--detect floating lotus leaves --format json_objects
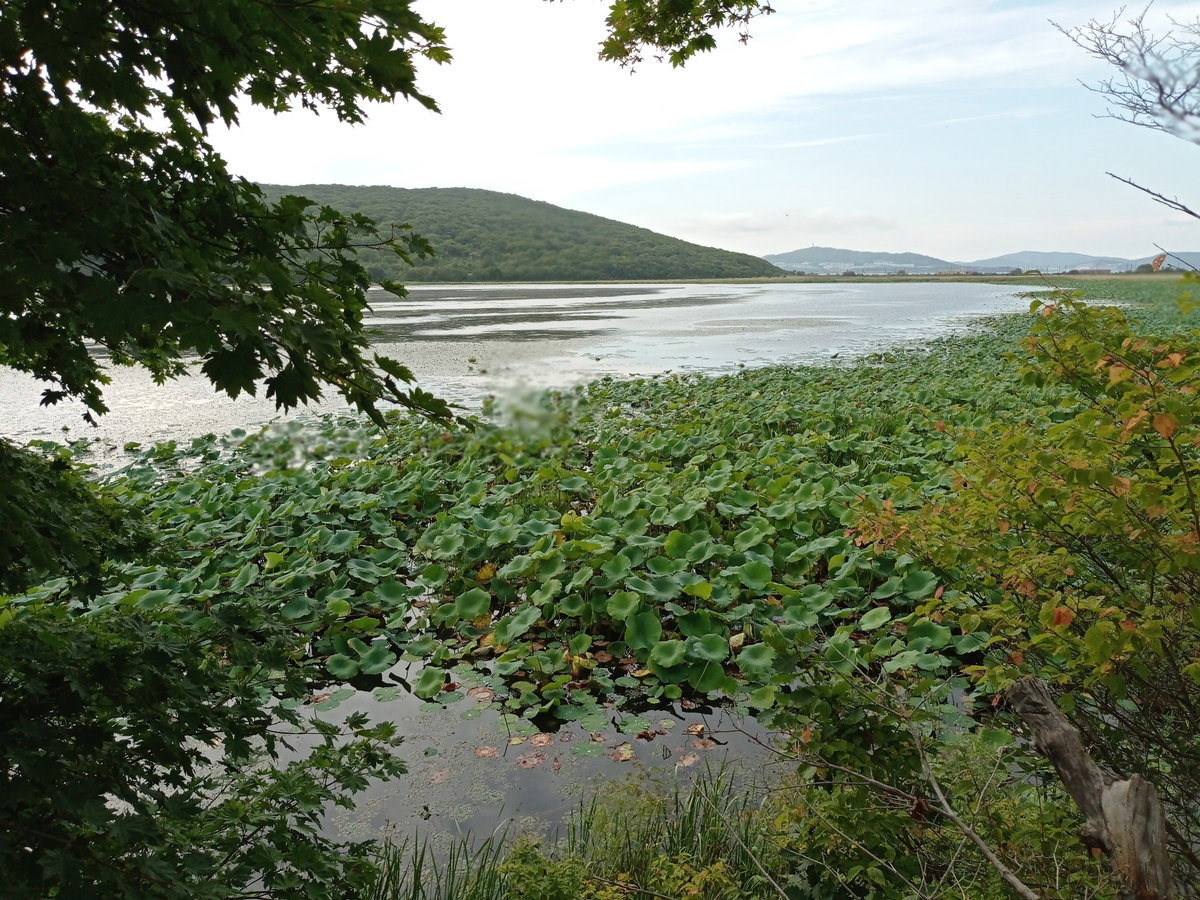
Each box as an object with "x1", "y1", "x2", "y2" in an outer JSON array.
[
  {"x1": 859, "y1": 606, "x2": 893, "y2": 631},
  {"x1": 412, "y1": 666, "x2": 446, "y2": 699},
  {"x1": 736, "y1": 560, "x2": 773, "y2": 591},
  {"x1": 618, "y1": 716, "x2": 653, "y2": 734},
  {"x1": 649, "y1": 639, "x2": 687, "y2": 668},
  {"x1": 571, "y1": 741, "x2": 606, "y2": 758},
  {"x1": 580, "y1": 711, "x2": 610, "y2": 731},
  {"x1": 455, "y1": 587, "x2": 491, "y2": 620},
  {"x1": 686, "y1": 633, "x2": 729, "y2": 663},
  {"x1": 624, "y1": 611, "x2": 662, "y2": 650},
  {"x1": 314, "y1": 687, "x2": 354, "y2": 711},
  {"x1": 606, "y1": 591, "x2": 641, "y2": 621},
  {"x1": 736, "y1": 643, "x2": 777, "y2": 677}
]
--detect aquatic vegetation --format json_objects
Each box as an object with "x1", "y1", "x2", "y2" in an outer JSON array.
[
  {"x1": 70, "y1": 307, "x2": 1048, "y2": 729},
  {"x1": 7, "y1": 276, "x2": 1193, "y2": 897},
  {"x1": 366, "y1": 751, "x2": 1111, "y2": 900}
]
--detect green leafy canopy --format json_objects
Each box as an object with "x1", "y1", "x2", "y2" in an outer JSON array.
[{"x1": 0, "y1": 0, "x2": 453, "y2": 426}]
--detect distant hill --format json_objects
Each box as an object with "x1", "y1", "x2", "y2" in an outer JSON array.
[
  {"x1": 965, "y1": 251, "x2": 1131, "y2": 271},
  {"x1": 764, "y1": 246, "x2": 951, "y2": 270},
  {"x1": 260, "y1": 184, "x2": 784, "y2": 282},
  {"x1": 763, "y1": 244, "x2": 1200, "y2": 274}
]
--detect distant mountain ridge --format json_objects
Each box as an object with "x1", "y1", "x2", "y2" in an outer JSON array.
[
  {"x1": 764, "y1": 245, "x2": 1200, "y2": 274},
  {"x1": 765, "y1": 246, "x2": 950, "y2": 269},
  {"x1": 260, "y1": 184, "x2": 784, "y2": 282}
]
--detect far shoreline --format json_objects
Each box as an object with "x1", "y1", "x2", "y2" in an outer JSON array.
[{"x1": 386, "y1": 273, "x2": 1185, "y2": 288}]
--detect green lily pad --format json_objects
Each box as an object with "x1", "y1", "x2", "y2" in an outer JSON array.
[
  {"x1": 619, "y1": 716, "x2": 653, "y2": 734},
  {"x1": 580, "y1": 711, "x2": 611, "y2": 731},
  {"x1": 859, "y1": 607, "x2": 892, "y2": 630},
  {"x1": 412, "y1": 667, "x2": 446, "y2": 700},
  {"x1": 625, "y1": 611, "x2": 662, "y2": 650},
  {"x1": 571, "y1": 742, "x2": 606, "y2": 758}
]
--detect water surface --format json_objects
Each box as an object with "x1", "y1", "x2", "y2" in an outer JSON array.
[{"x1": 0, "y1": 281, "x2": 1032, "y2": 448}]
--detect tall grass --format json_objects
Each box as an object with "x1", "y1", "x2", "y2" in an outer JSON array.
[
  {"x1": 366, "y1": 828, "x2": 508, "y2": 900},
  {"x1": 368, "y1": 764, "x2": 796, "y2": 900}
]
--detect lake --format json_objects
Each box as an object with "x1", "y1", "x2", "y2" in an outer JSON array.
[
  {"x1": 2, "y1": 279, "x2": 1036, "y2": 841},
  {"x1": 0, "y1": 281, "x2": 1034, "y2": 449}
]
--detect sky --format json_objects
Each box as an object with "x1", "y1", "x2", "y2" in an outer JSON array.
[{"x1": 209, "y1": 0, "x2": 1200, "y2": 262}]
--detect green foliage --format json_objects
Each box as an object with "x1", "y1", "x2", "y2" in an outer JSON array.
[
  {"x1": 499, "y1": 842, "x2": 590, "y2": 900},
  {"x1": 599, "y1": 0, "x2": 772, "y2": 68},
  {"x1": 863, "y1": 286, "x2": 1200, "y2": 881},
  {"x1": 0, "y1": 582, "x2": 405, "y2": 899},
  {"x1": 87, "y1": 306, "x2": 1047, "y2": 734},
  {"x1": 8, "y1": 277, "x2": 1192, "y2": 896},
  {"x1": 259, "y1": 186, "x2": 785, "y2": 282},
  {"x1": 771, "y1": 731, "x2": 1113, "y2": 900},
  {"x1": 0, "y1": 439, "x2": 148, "y2": 594},
  {"x1": 0, "y1": 0, "x2": 455, "y2": 425},
  {"x1": 369, "y1": 758, "x2": 1108, "y2": 900}
]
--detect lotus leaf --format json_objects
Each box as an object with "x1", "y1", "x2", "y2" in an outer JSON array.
[
  {"x1": 455, "y1": 587, "x2": 492, "y2": 619},
  {"x1": 625, "y1": 611, "x2": 662, "y2": 650},
  {"x1": 859, "y1": 607, "x2": 892, "y2": 631},
  {"x1": 663, "y1": 530, "x2": 693, "y2": 559},
  {"x1": 650, "y1": 639, "x2": 687, "y2": 667},
  {"x1": 325, "y1": 654, "x2": 359, "y2": 680},
  {"x1": 736, "y1": 560, "x2": 773, "y2": 591},
  {"x1": 736, "y1": 643, "x2": 776, "y2": 676},
  {"x1": 901, "y1": 570, "x2": 939, "y2": 599},
  {"x1": 412, "y1": 667, "x2": 447, "y2": 700},
  {"x1": 686, "y1": 634, "x2": 729, "y2": 663},
  {"x1": 606, "y1": 591, "x2": 641, "y2": 620}
]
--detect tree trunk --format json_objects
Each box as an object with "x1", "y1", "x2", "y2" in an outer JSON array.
[{"x1": 1007, "y1": 676, "x2": 1175, "y2": 900}]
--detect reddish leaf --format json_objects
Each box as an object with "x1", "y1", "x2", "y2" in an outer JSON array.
[{"x1": 1153, "y1": 413, "x2": 1178, "y2": 439}]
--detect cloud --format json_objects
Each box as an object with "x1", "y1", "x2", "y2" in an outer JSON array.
[
  {"x1": 207, "y1": 0, "x2": 1200, "y2": 260},
  {"x1": 771, "y1": 133, "x2": 884, "y2": 149},
  {"x1": 690, "y1": 209, "x2": 900, "y2": 234}
]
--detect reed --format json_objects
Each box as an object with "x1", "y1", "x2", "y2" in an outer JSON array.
[{"x1": 369, "y1": 764, "x2": 795, "y2": 900}]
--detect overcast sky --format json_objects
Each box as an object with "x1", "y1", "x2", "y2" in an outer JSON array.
[{"x1": 210, "y1": 0, "x2": 1200, "y2": 261}]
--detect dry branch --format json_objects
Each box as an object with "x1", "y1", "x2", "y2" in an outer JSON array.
[{"x1": 1007, "y1": 677, "x2": 1175, "y2": 900}]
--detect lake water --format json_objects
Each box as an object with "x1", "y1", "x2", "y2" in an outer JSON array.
[
  {"x1": 1, "y1": 280, "x2": 1035, "y2": 841},
  {"x1": 0, "y1": 281, "x2": 1034, "y2": 449}
]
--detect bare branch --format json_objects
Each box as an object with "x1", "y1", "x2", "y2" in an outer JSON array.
[
  {"x1": 1107, "y1": 172, "x2": 1200, "y2": 221},
  {"x1": 1062, "y1": 8, "x2": 1200, "y2": 142}
]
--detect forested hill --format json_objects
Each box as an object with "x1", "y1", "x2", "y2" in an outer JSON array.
[{"x1": 260, "y1": 184, "x2": 784, "y2": 282}]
